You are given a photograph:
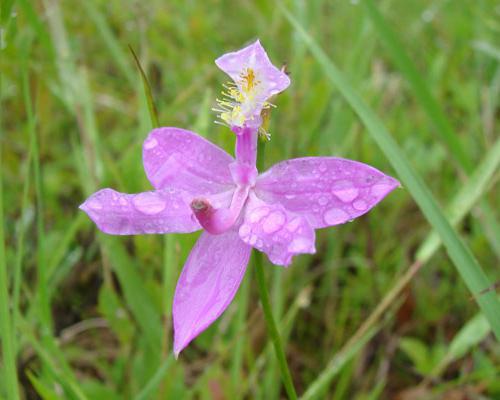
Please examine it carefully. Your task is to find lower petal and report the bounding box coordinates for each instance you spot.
[239,193,316,266]
[80,188,200,235]
[173,230,251,357]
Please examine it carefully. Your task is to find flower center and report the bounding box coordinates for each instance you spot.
[214,67,272,129]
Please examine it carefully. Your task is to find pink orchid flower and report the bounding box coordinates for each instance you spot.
[80,40,399,357]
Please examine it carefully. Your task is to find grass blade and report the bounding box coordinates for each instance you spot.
[0,75,20,400]
[417,137,500,262]
[129,44,159,129]
[280,0,500,341]
[360,0,500,258]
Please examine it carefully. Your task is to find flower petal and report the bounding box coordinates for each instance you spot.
[80,188,201,235]
[173,230,251,356]
[215,40,290,100]
[256,157,400,229]
[143,127,234,194]
[239,193,315,266]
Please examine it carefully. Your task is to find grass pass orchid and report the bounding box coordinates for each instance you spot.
[80,40,399,357]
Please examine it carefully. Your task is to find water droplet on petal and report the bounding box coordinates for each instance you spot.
[333,187,359,203]
[248,206,269,223]
[239,223,251,237]
[318,196,329,206]
[144,137,158,150]
[262,211,286,234]
[288,237,311,253]
[287,218,302,232]
[86,198,102,210]
[324,208,349,225]
[371,183,392,197]
[132,192,166,215]
[248,234,258,246]
[353,199,368,211]
[318,162,327,172]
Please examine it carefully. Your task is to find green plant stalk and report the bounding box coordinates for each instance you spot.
[254,139,298,400]
[230,270,250,396]
[254,252,298,400]
[0,71,21,400]
[281,4,500,340]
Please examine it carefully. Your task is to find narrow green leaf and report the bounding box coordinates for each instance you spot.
[417,137,500,262]
[280,0,500,342]
[300,327,379,400]
[129,45,160,129]
[360,0,500,258]
[0,51,20,400]
[134,356,174,400]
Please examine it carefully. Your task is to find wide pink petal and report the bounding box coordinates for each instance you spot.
[256,157,400,229]
[173,230,251,357]
[239,193,316,266]
[80,188,201,235]
[143,127,234,194]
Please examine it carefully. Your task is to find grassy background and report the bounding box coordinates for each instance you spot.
[1,0,499,398]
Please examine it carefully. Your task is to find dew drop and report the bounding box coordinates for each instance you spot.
[86,198,102,210]
[323,208,349,225]
[333,187,359,203]
[287,217,302,232]
[248,207,269,223]
[353,199,368,211]
[144,137,158,150]
[132,192,166,215]
[248,234,258,246]
[371,183,393,197]
[288,237,311,253]
[318,196,329,206]
[239,223,251,237]
[262,211,286,234]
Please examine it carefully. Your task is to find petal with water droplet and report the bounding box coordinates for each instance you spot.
[79,188,204,235]
[143,127,235,194]
[239,193,315,266]
[256,157,400,228]
[173,230,251,357]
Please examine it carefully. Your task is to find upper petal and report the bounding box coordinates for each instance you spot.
[255,157,400,229]
[215,40,290,100]
[80,188,202,235]
[173,229,251,356]
[143,127,234,194]
[239,193,315,266]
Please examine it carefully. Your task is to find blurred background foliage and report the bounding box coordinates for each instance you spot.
[1,0,499,398]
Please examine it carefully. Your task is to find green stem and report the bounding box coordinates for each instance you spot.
[254,138,297,400]
[0,69,20,400]
[254,252,298,400]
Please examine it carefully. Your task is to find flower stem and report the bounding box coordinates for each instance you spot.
[254,136,297,399]
[254,252,298,400]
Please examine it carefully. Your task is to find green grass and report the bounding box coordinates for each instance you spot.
[1,0,499,399]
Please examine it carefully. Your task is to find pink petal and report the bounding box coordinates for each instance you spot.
[173,230,251,357]
[215,40,290,100]
[143,127,234,194]
[239,193,316,266]
[80,188,201,235]
[256,157,400,229]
